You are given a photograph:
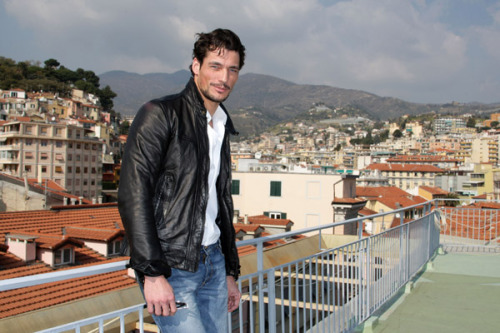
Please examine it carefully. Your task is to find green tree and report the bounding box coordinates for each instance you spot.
[466,117,476,128]
[44,58,60,69]
[119,120,130,135]
[98,85,117,111]
[393,129,403,138]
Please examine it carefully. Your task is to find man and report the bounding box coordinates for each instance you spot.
[118,28,245,332]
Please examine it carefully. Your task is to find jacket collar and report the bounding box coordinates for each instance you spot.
[184,77,239,136]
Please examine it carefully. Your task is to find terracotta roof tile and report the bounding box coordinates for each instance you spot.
[420,185,449,195]
[247,215,293,226]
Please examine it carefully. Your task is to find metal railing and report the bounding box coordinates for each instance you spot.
[1,200,445,332]
[437,205,500,253]
[232,202,440,332]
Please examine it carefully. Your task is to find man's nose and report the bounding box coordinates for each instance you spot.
[218,68,229,83]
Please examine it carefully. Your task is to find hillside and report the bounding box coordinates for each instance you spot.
[99,70,498,138]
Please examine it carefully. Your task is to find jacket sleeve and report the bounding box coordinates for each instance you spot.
[118,101,172,277]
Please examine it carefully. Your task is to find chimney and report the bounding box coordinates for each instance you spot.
[244,214,249,224]
[6,234,37,262]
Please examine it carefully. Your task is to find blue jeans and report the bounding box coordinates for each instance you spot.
[138,242,229,333]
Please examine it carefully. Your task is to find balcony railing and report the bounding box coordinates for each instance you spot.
[1,200,498,332]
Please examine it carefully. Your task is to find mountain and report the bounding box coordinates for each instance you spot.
[99,70,498,138]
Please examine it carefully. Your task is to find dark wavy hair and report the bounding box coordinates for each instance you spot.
[190,28,246,76]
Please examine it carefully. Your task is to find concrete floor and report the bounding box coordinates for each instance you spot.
[367,251,500,333]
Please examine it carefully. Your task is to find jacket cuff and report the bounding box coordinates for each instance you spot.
[130,259,172,278]
[227,264,241,281]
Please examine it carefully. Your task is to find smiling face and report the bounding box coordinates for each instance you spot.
[192,48,240,114]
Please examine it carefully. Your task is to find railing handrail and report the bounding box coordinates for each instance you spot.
[1,198,491,293]
[0,260,128,292]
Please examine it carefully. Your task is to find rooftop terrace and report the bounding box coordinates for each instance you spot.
[365,250,500,333]
[0,200,498,332]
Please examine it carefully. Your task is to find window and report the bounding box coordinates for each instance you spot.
[54,248,72,266]
[270,181,282,197]
[231,180,240,195]
[25,139,32,146]
[41,140,48,147]
[265,211,287,219]
[108,240,122,256]
[56,141,63,148]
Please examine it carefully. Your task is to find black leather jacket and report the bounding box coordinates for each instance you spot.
[118,78,240,280]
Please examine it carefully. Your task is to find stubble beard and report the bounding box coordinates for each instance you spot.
[200,84,231,104]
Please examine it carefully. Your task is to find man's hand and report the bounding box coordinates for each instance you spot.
[227,276,241,312]
[143,275,177,316]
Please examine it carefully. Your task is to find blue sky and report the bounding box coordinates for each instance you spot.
[1,0,499,104]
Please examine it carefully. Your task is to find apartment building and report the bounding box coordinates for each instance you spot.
[433,117,466,134]
[364,163,444,190]
[470,136,500,166]
[462,163,495,197]
[0,119,103,200]
[231,171,358,234]
[386,155,460,169]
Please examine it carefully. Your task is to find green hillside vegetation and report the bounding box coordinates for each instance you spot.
[0,57,117,113]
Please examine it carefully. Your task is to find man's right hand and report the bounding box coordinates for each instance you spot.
[143,275,177,316]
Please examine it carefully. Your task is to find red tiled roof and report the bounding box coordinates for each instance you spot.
[0,205,133,319]
[237,245,257,256]
[233,223,263,233]
[0,270,135,319]
[356,186,409,198]
[420,186,449,195]
[365,163,444,172]
[247,215,293,226]
[356,186,426,209]
[6,232,84,250]
[65,226,124,242]
[359,207,378,216]
[0,205,123,244]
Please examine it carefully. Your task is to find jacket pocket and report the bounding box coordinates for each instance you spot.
[153,171,175,228]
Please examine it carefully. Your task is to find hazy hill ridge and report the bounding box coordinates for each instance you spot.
[99,70,495,138]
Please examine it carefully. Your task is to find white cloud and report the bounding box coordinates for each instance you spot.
[3,0,500,103]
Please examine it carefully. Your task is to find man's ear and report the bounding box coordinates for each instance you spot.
[192,58,200,76]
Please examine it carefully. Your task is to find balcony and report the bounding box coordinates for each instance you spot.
[0,201,499,332]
